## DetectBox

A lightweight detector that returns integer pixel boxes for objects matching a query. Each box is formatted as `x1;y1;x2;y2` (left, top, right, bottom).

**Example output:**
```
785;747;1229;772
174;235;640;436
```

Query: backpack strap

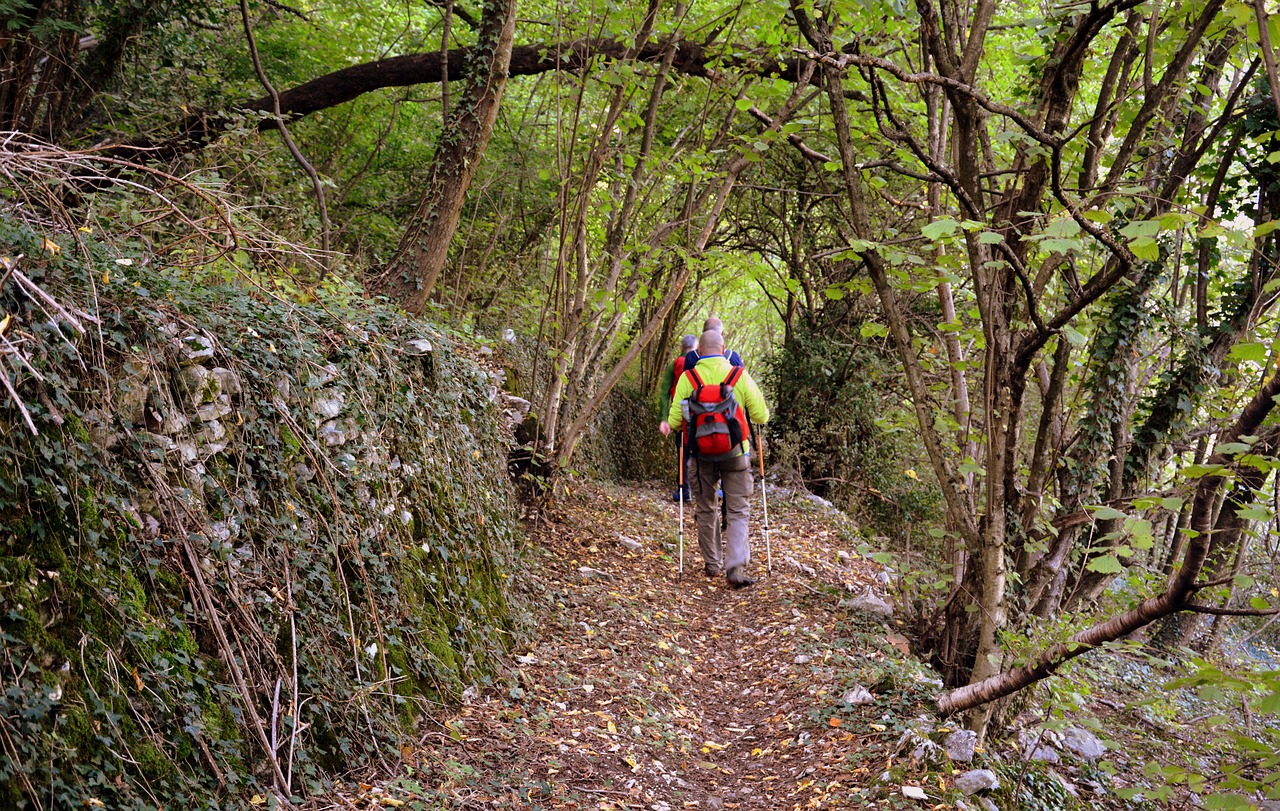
725;366;744;387
684;367;704;390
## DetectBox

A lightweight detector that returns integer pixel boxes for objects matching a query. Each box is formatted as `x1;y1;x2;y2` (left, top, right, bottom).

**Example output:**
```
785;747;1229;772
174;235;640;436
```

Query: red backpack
682;366;750;460
667;355;688;399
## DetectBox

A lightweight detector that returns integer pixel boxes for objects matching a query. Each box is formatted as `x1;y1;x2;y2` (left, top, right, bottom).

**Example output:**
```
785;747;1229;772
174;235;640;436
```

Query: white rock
313;390;345;419
794;654;813;664
617;536;643;552
406;338;434;354
319;421;346;446
1060;726;1106;760
175;440;198;464
945;729;978;762
843;589;895;618
177;365;216;403
955;769;999;795
199;419;226;443
151;409;189;435
841;685;875;706
196;394;232;422
316;363;340;385
901;785;928;800
210;367;242;397
837;550;852;564
180;334;216;362
1016;730;1060;763
579;566;609;580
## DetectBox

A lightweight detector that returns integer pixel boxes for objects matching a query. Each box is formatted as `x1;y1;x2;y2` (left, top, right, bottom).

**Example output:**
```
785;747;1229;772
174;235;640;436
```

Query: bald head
698;329;724;356
703;316;724;333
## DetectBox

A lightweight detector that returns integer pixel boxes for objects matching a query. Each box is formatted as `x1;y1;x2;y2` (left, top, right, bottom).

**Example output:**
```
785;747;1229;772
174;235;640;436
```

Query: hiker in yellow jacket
659;329;770;587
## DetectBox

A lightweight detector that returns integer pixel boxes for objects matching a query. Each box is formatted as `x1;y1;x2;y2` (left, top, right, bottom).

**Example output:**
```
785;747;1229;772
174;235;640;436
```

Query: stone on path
955;769;999;795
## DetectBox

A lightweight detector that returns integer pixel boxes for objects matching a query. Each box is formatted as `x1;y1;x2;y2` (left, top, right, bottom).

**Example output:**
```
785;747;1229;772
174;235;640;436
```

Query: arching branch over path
111;38;801;162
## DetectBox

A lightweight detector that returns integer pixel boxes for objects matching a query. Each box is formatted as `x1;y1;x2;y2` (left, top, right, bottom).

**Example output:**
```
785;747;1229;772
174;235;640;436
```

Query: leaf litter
336;480;934;809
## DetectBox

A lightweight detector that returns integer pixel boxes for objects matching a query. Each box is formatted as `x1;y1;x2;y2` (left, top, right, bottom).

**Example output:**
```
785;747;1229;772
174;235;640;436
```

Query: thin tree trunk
370;0;519;313
938;359;1280;715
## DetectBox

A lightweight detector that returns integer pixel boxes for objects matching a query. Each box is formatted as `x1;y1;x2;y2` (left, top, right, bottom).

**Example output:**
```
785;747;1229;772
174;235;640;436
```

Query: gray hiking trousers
691;452;753;573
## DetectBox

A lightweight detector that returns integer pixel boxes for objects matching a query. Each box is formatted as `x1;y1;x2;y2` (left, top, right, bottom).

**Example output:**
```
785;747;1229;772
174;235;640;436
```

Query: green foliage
0;218;526;806
764;324;941;536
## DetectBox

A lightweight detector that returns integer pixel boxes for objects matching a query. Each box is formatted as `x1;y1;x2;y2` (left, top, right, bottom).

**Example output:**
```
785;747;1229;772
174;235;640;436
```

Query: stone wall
0;239;526;808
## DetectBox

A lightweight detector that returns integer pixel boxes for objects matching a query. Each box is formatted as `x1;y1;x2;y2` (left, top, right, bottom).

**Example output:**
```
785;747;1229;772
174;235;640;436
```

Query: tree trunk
369;0;518;313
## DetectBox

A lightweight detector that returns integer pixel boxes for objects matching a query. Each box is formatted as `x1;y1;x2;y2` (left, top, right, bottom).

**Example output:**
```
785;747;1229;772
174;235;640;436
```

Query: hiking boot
681;484;693;502
704;563;723;577
726;567;755;589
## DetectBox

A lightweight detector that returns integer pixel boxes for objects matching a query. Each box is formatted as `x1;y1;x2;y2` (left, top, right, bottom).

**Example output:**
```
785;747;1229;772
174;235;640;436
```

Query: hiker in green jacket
660;329;770;587
659;334;698;502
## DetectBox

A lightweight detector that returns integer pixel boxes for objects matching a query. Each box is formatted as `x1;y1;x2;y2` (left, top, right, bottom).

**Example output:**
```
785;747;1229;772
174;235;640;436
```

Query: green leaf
1227;341;1268;363
1235;505;1273;522
823;285;845;300
922;218;961;241
1254;220;1280;238
1088;506;1127;521
860;323;889;339
1258;691;1280;714
1160;497;1184;512
977;231;1004;244
1128;236;1160;261
1119;219;1161;239
734;98;752;111
1215;442;1251;455
1182;463;1226;479
1042;217;1081;238
1250;596;1271;611
1062;326;1087;346
1086;555;1124;574
1083;209;1113;224
1128;519;1154;550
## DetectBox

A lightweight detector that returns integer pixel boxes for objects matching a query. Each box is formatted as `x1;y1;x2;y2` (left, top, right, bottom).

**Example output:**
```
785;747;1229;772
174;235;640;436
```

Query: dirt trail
364;480;920;810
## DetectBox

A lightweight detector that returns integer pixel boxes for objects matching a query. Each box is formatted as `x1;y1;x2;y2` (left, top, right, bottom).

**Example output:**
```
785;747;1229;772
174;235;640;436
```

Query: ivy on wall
0;218;527;808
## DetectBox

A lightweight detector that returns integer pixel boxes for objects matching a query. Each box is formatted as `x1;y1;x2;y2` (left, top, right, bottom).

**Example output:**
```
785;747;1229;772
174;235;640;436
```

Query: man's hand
659;421;672;437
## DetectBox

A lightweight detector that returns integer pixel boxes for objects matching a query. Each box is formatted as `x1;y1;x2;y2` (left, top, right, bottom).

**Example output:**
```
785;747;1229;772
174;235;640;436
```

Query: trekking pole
678;439;685;578
755;424;771;574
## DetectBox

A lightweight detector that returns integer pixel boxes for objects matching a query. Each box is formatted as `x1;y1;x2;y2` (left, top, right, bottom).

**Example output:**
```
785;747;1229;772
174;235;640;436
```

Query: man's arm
658;363;675;416
738;371;770;425
665;373;692;430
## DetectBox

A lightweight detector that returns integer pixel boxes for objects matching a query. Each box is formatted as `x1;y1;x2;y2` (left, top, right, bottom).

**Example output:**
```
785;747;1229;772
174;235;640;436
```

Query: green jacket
666;355;770;455
658;357;680;418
